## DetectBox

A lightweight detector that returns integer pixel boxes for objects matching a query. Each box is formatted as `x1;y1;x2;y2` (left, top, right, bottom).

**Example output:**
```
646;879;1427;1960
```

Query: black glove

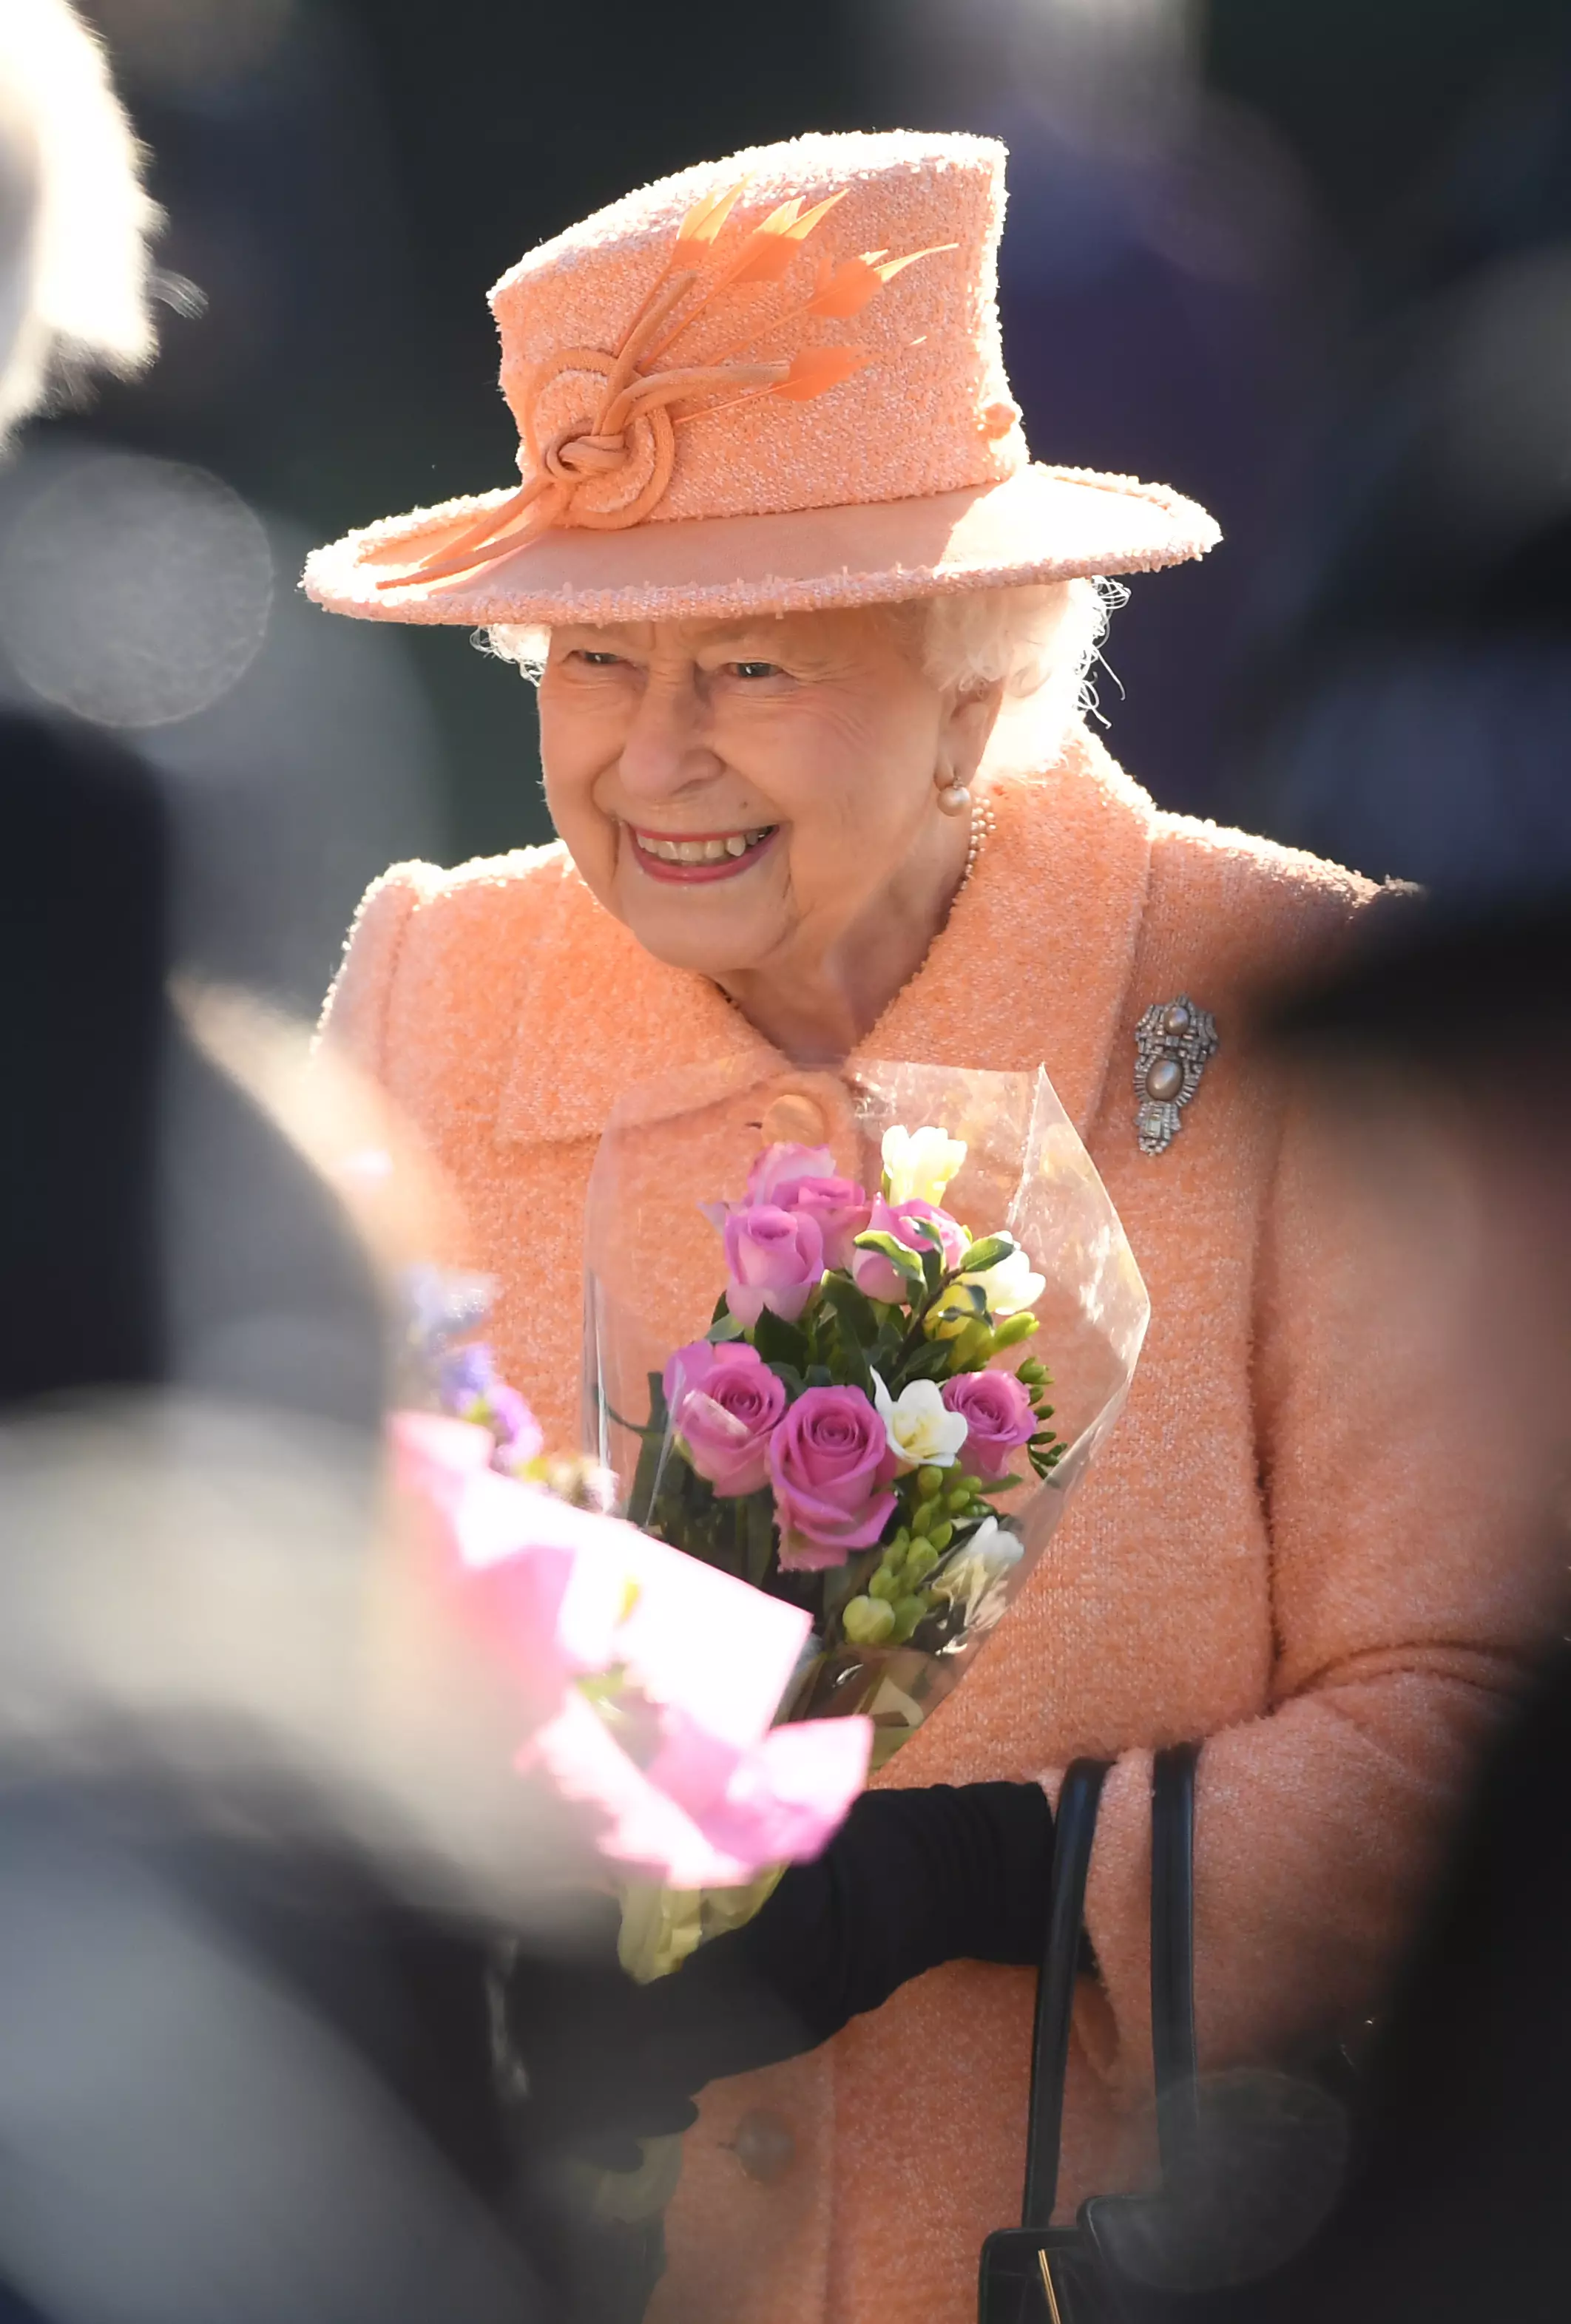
510;1779;1054;2148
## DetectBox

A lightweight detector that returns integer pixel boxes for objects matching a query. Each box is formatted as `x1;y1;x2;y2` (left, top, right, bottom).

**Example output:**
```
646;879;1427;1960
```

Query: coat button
760;1093;827;1148
729;2108;796;2184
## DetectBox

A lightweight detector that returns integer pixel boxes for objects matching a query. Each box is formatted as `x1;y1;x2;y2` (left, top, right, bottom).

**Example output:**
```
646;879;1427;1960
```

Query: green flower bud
952;1321;993;1368
926;1518;954;1554
905;1542;939;1584
916;1466;945;1502
1017;1358;1047;1386
868;1566;899;1602
993;1312;1039;1349
956;1474;985;1497
891;1594;928;1643
842;1595;896;1646
909;1500;933;1537
945;1487;973;1516
886;1527;911;1565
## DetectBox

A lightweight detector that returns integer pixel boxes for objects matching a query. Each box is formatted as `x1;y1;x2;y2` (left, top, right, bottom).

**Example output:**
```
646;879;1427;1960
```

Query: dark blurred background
6;0;1568;1011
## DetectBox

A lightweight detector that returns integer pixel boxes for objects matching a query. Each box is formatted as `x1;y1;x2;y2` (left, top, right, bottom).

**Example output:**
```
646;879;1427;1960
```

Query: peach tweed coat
322;728;1540;2324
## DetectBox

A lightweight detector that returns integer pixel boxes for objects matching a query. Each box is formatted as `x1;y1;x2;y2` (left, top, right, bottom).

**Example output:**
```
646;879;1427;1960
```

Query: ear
939;680;1005;786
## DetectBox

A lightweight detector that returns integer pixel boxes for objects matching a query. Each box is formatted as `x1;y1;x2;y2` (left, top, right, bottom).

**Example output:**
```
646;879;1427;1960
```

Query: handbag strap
1021;1757;1109;2230
1151;1741;1201;2175
1018;1746;1204;2230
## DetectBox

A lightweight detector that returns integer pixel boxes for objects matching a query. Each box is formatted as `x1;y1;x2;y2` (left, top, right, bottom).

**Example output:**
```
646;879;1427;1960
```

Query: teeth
632;826;776;864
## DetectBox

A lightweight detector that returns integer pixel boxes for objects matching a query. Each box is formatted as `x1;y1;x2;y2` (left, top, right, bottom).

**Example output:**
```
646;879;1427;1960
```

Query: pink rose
768;1383;896;1568
662;1337;749;1412
940;1370;1037;1480
723;1204;825;1327
746;1142;836;1207
667;1343;787;1498
780;1175;872;1271
850;1195;968;1302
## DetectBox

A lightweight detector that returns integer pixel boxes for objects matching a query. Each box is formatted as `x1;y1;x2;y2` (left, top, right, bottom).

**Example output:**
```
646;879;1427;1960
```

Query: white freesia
882;1122;967;1207
871;1373;969;1471
962;1242;1046;1318
951;1516;1022;1573
931;1516;1025;1618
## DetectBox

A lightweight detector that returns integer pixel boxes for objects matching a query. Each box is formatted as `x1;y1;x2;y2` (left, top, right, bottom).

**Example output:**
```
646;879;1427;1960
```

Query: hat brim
302;461;1219;629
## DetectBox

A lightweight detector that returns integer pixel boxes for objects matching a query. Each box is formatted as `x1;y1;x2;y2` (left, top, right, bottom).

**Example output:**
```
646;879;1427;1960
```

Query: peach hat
303;129;1219;630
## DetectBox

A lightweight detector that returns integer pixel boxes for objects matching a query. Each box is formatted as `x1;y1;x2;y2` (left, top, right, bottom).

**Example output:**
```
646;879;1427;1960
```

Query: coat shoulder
319;840;584;1071
369;838;587;980
388;836;572;924
1146;807;1407;994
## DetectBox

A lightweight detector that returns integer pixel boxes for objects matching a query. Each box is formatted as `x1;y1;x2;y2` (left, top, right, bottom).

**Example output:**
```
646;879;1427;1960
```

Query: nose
616;666;721;805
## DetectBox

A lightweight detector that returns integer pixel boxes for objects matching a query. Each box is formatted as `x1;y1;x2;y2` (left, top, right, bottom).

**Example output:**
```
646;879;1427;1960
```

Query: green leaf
820;1273;880;1346
745;1491;776;1590
625;1370;669;1525
834;1321;875;1401
920;1242;945;1295
959;1234;1016;1275
805;1362;835;1390
706;1311;748;1344
753;1307;810;1369
766;1361;805;1398
852;1230;924;1287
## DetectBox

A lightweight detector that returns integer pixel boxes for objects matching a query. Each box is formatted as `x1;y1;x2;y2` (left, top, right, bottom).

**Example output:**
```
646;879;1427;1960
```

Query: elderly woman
305;132;1545;2324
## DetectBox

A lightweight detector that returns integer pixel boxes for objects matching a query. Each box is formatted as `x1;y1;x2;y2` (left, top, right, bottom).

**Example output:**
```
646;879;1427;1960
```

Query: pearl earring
935;761;970;816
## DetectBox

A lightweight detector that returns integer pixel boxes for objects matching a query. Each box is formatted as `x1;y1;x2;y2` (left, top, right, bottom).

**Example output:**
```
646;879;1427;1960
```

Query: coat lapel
496;850;776;1145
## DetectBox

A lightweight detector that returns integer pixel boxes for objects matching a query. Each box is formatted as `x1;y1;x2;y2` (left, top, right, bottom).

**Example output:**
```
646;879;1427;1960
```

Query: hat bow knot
387;185;953;589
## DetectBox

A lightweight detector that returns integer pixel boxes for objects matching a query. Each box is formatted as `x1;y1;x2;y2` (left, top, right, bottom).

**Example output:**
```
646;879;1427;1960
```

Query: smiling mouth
626;824;780;882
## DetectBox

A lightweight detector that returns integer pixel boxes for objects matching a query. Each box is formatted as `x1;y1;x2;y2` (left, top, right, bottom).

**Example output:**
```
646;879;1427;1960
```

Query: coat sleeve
315;863;436;1081
1059;1083;1562;2100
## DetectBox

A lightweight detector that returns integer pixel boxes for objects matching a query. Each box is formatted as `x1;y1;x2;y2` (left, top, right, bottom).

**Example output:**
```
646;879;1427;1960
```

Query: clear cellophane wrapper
583;1056;1148;1773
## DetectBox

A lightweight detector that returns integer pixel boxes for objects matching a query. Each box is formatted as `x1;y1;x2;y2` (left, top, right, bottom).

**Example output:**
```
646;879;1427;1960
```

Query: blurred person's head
0;0;158;447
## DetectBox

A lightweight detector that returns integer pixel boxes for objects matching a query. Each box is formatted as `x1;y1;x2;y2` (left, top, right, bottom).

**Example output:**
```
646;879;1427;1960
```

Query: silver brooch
1135;997;1218;1156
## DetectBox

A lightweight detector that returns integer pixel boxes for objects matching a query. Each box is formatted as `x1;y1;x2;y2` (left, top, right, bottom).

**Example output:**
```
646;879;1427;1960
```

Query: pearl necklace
956;793;993;902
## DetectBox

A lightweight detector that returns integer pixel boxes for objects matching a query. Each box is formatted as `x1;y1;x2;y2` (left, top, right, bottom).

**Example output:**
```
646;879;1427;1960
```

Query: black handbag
979;1744;1223;2324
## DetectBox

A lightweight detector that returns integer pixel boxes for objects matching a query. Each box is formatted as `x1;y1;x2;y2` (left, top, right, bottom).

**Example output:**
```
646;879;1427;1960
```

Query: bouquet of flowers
584;1060;1149;1769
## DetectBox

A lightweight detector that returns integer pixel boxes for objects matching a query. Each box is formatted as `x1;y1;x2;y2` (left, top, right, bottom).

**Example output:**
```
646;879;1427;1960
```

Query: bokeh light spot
0;453;272;728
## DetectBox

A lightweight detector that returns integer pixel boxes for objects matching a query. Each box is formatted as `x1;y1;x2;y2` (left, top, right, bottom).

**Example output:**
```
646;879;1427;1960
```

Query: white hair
0;0;161;444
484;574;1122;748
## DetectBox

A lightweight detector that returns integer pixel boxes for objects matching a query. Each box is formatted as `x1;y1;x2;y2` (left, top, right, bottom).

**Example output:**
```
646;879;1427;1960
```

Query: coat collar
498;726;1153;1147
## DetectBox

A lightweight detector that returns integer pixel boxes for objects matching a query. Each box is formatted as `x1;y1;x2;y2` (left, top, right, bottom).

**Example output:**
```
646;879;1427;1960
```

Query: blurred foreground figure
1252;897;1571;2324
0;27;545;2256
0;22;586;2319
0;0;381;1423
0;0;156;445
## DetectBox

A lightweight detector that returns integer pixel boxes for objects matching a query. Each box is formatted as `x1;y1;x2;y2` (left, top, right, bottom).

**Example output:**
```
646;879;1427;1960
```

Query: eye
727;660;786;681
571;649;626;668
